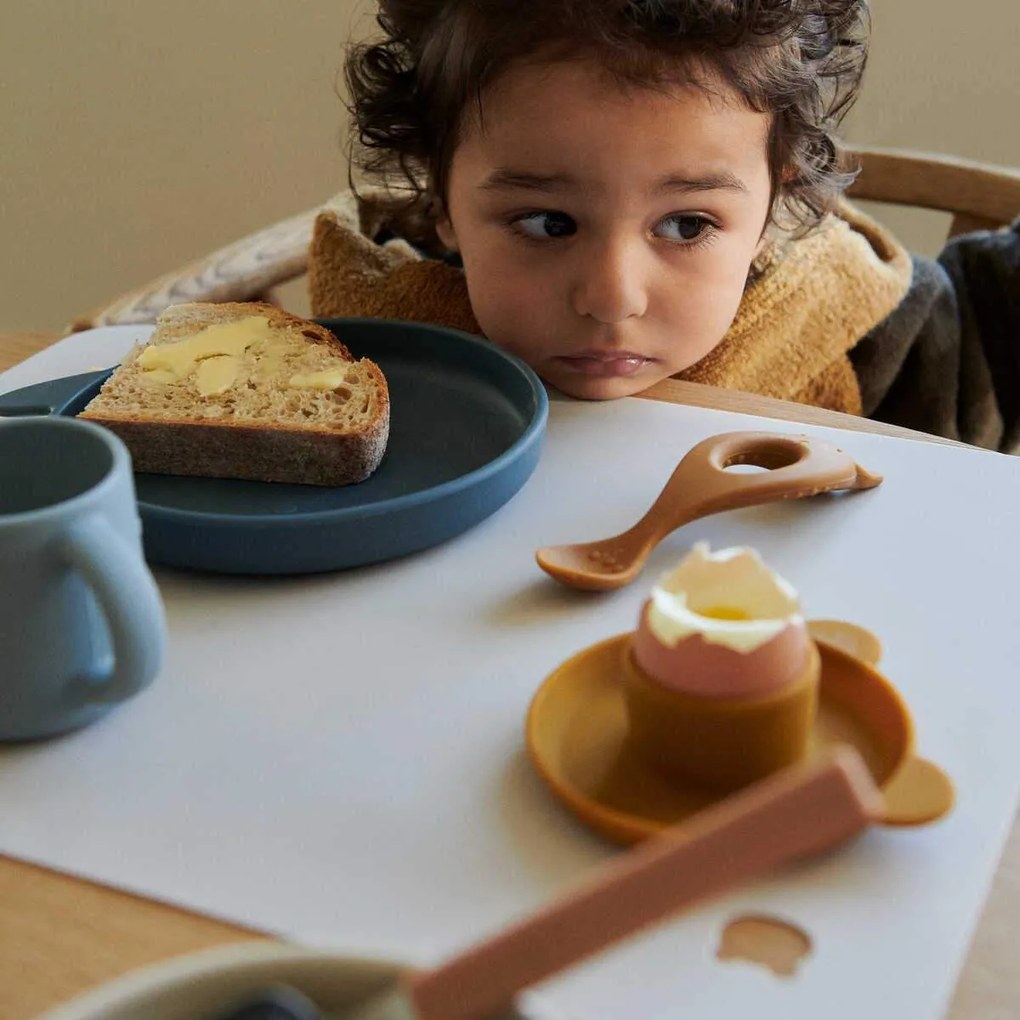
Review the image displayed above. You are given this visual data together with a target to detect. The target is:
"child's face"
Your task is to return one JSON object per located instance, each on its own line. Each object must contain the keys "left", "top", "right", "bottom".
{"left": 436, "top": 58, "right": 774, "bottom": 400}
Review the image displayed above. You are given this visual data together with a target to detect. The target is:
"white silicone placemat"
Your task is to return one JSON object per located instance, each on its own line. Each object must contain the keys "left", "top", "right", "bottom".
{"left": 2, "top": 328, "right": 1019, "bottom": 1019}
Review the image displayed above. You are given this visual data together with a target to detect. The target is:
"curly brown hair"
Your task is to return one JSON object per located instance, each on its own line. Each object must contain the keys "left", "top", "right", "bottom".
{"left": 345, "top": 0, "right": 870, "bottom": 231}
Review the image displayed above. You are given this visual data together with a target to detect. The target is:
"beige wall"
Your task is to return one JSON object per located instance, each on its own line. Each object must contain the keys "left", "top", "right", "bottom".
{"left": 1, "top": 1, "right": 366, "bottom": 333}
{"left": 2, "top": 1, "right": 1018, "bottom": 333}
{"left": 844, "top": 0, "right": 1020, "bottom": 255}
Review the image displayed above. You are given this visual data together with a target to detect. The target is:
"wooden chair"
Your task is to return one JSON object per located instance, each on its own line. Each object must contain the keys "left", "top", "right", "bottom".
{"left": 846, "top": 146, "right": 1020, "bottom": 237}
{"left": 71, "top": 146, "right": 1020, "bottom": 332}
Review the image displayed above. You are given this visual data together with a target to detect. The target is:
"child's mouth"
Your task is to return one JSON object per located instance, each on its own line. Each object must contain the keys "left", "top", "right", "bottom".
{"left": 554, "top": 351, "right": 654, "bottom": 378}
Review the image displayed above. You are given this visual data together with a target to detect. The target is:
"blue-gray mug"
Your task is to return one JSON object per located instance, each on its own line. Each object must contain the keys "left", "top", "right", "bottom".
{"left": 0, "top": 416, "right": 165, "bottom": 739}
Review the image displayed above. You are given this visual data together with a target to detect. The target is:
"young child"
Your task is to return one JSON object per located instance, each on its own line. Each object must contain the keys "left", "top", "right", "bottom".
{"left": 307, "top": 0, "right": 1019, "bottom": 450}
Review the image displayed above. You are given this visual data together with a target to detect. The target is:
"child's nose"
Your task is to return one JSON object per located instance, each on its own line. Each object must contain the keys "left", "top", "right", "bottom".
{"left": 570, "top": 239, "right": 649, "bottom": 323}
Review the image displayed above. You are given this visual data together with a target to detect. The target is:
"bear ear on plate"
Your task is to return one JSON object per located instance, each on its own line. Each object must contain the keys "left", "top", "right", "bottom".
{"left": 807, "top": 620, "right": 882, "bottom": 666}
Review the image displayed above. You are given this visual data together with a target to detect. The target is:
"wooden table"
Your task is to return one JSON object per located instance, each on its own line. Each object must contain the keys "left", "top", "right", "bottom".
{"left": 1, "top": 330, "right": 1015, "bottom": 1019}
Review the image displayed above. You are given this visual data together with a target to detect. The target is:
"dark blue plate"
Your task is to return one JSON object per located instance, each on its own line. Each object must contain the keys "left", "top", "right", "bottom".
{"left": 0, "top": 319, "right": 548, "bottom": 574}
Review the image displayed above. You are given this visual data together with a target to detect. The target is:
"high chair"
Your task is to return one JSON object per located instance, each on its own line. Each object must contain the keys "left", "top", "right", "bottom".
{"left": 70, "top": 147, "right": 1020, "bottom": 333}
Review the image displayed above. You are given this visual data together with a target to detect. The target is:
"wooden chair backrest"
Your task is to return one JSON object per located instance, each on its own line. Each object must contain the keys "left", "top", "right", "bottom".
{"left": 846, "top": 146, "right": 1020, "bottom": 239}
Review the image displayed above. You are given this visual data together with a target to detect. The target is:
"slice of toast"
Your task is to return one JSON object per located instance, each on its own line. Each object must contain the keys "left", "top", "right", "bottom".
{"left": 78, "top": 302, "right": 389, "bottom": 486}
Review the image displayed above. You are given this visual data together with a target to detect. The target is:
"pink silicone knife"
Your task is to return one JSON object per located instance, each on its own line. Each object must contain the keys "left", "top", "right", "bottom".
{"left": 348, "top": 746, "right": 884, "bottom": 1020}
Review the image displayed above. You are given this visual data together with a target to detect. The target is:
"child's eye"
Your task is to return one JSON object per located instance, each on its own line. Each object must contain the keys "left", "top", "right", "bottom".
{"left": 512, "top": 211, "right": 577, "bottom": 239}
{"left": 654, "top": 214, "right": 715, "bottom": 244}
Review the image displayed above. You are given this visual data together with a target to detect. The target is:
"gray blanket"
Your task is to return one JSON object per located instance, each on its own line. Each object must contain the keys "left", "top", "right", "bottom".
{"left": 851, "top": 219, "right": 1020, "bottom": 452}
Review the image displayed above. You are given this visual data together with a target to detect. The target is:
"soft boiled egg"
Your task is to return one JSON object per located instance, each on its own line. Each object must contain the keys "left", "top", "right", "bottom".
{"left": 630, "top": 544, "right": 811, "bottom": 698}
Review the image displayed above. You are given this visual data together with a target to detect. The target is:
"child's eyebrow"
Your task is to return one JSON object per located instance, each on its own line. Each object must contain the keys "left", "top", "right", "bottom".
{"left": 479, "top": 168, "right": 748, "bottom": 195}
{"left": 479, "top": 170, "right": 574, "bottom": 192}
{"left": 655, "top": 171, "right": 748, "bottom": 195}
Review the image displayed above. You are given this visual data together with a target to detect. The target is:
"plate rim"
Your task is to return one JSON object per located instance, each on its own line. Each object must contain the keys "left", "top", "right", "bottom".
{"left": 525, "top": 631, "right": 917, "bottom": 844}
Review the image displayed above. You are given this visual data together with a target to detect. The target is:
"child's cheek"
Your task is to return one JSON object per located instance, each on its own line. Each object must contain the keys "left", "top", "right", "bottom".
{"left": 471, "top": 258, "right": 552, "bottom": 322}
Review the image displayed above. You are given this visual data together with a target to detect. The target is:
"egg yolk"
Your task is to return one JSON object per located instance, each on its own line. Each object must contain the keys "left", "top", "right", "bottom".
{"left": 697, "top": 606, "right": 752, "bottom": 621}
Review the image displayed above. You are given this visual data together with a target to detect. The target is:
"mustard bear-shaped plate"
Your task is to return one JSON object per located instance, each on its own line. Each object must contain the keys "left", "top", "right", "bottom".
{"left": 526, "top": 621, "right": 953, "bottom": 846}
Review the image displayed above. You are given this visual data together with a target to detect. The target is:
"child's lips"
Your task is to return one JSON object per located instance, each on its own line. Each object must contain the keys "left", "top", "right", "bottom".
{"left": 554, "top": 350, "right": 655, "bottom": 378}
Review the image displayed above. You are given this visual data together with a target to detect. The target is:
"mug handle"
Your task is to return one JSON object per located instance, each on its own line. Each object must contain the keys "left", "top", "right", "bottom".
{"left": 60, "top": 515, "right": 166, "bottom": 704}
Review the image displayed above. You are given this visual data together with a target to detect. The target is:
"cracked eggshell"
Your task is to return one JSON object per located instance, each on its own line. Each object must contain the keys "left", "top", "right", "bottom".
{"left": 630, "top": 545, "right": 811, "bottom": 699}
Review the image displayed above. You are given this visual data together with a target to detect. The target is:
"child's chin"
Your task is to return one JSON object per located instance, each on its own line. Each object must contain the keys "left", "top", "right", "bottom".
{"left": 545, "top": 370, "right": 661, "bottom": 402}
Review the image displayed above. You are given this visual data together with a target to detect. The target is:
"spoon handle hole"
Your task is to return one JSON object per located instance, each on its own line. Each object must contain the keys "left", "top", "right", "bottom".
{"left": 719, "top": 438, "right": 806, "bottom": 472}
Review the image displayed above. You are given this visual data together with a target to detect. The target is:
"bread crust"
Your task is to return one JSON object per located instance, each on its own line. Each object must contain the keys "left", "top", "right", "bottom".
{"left": 78, "top": 302, "right": 390, "bottom": 487}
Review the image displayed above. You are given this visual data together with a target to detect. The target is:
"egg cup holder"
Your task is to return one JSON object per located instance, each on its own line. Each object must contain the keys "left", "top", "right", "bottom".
{"left": 622, "top": 640, "right": 821, "bottom": 795}
{"left": 525, "top": 622, "right": 953, "bottom": 846}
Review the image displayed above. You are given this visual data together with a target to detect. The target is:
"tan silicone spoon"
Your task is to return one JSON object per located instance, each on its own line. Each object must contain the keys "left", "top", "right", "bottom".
{"left": 536, "top": 431, "right": 882, "bottom": 591}
{"left": 348, "top": 747, "right": 883, "bottom": 1020}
